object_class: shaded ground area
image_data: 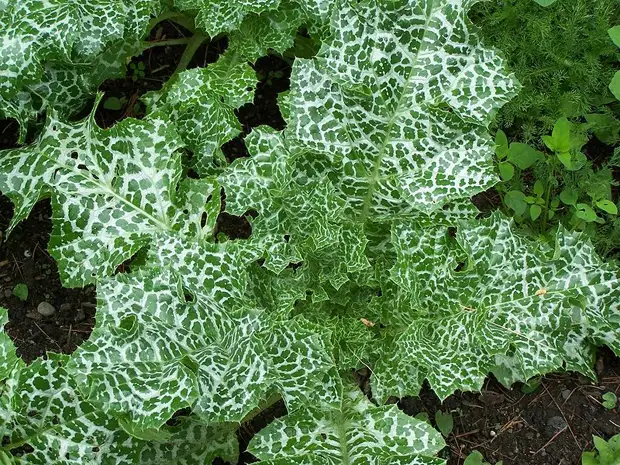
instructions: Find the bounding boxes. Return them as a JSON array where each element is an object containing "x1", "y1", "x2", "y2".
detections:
[
  {"x1": 0, "y1": 19, "x2": 618, "y2": 465},
  {"x1": 399, "y1": 350, "x2": 620, "y2": 465}
]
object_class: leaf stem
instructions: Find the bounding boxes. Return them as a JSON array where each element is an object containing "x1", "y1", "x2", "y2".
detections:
[
  {"x1": 541, "y1": 160, "x2": 555, "y2": 233},
  {"x1": 142, "y1": 38, "x2": 193, "y2": 49},
  {"x1": 148, "y1": 11, "x2": 196, "y2": 33},
  {"x1": 171, "y1": 32, "x2": 208, "y2": 79}
]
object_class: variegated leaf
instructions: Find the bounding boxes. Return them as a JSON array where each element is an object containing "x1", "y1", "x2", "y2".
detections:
[
  {"x1": 249, "y1": 385, "x2": 446, "y2": 465},
  {"x1": 68, "y1": 235, "x2": 338, "y2": 432},
  {"x1": 373, "y1": 213, "x2": 620, "y2": 401},
  {"x1": 144, "y1": 52, "x2": 256, "y2": 175},
  {"x1": 174, "y1": 0, "x2": 281, "y2": 37},
  {"x1": 0, "y1": 100, "x2": 220, "y2": 287},
  {"x1": 220, "y1": 126, "x2": 369, "y2": 283},
  {"x1": 0, "y1": 0, "x2": 160, "y2": 100},
  {"x1": 0, "y1": 357, "x2": 238, "y2": 465},
  {"x1": 286, "y1": 0, "x2": 519, "y2": 219}
]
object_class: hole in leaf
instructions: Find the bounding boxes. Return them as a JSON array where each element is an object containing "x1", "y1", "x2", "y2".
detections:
[
  {"x1": 454, "y1": 262, "x2": 466, "y2": 272},
  {"x1": 187, "y1": 168, "x2": 200, "y2": 179},
  {"x1": 200, "y1": 212, "x2": 208, "y2": 228},
  {"x1": 283, "y1": 234, "x2": 290, "y2": 242},
  {"x1": 182, "y1": 288, "x2": 195, "y2": 303},
  {"x1": 70, "y1": 152, "x2": 78, "y2": 159},
  {"x1": 77, "y1": 164, "x2": 88, "y2": 171},
  {"x1": 447, "y1": 227, "x2": 457, "y2": 238},
  {"x1": 51, "y1": 416, "x2": 59, "y2": 425},
  {"x1": 92, "y1": 447, "x2": 100, "y2": 453},
  {"x1": 320, "y1": 433, "x2": 327, "y2": 440}
]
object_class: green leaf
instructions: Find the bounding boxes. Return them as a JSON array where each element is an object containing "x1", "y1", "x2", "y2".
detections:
[
  {"x1": 596, "y1": 200, "x2": 618, "y2": 215},
  {"x1": 68, "y1": 236, "x2": 339, "y2": 432},
  {"x1": 0, "y1": 307, "x2": 22, "y2": 381},
  {"x1": 415, "y1": 412, "x2": 430, "y2": 423},
  {"x1": 373, "y1": 213, "x2": 620, "y2": 401},
  {"x1": 0, "y1": 98, "x2": 220, "y2": 287},
  {"x1": 0, "y1": 0, "x2": 158, "y2": 100},
  {"x1": 609, "y1": 26, "x2": 620, "y2": 48},
  {"x1": 463, "y1": 451, "x2": 485, "y2": 465},
  {"x1": 144, "y1": 52, "x2": 256, "y2": 176},
  {"x1": 434, "y1": 410, "x2": 454, "y2": 437},
  {"x1": 228, "y1": 2, "x2": 305, "y2": 61},
  {"x1": 557, "y1": 151, "x2": 573, "y2": 169},
  {"x1": 521, "y1": 377, "x2": 541, "y2": 394},
  {"x1": 545, "y1": 117, "x2": 572, "y2": 153},
  {"x1": 608, "y1": 71, "x2": 620, "y2": 101},
  {"x1": 11, "y1": 283, "x2": 27, "y2": 301},
  {"x1": 575, "y1": 204, "x2": 598, "y2": 223},
  {"x1": 0, "y1": 352, "x2": 239, "y2": 465},
  {"x1": 498, "y1": 162, "x2": 514, "y2": 181},
  {"x1": 249, "y1": 385, "x2": 446, "y2": 464},
  {"x1": 581, "y1": 451, "x2": 598, "y2": 465},
  {"x1": 285, "y1": 0, "x2": 519, "y2": 218},
  {"x1": 507, "y1": 143, "x2": 543, "y2": 170},
  {"x1": 505, "y1": 191, "x2": 527, "y2": 216},
  {"x1": 220, "y1": 127, "x2": 369, "y2": 283},
  {"x1": 533, "y1": 180, "x2": 544, "y2": 197},
  {"x1": 560, "y1": 189, "x2": 578, "y2": 206},
  {"x1": 533, "y1": 0, "x2": 558, "y2": 6},
  {"x1": 103, "y1": 96, "x2": 125, "y2": 111},
  {"x1": 530, "y1": 204, "x2": 542, "y2": 221},
  {"x1": 495, "y1": 130, "x2": 509, "y2": 159},
  {"x1": 602, "y1": 392, "x2": 617, "y2": 410},
  {"x1": 175, "y1": 0, "x2": 280, "y2": 37}
]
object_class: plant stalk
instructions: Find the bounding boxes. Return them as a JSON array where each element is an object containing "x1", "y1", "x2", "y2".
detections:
[
  {"x1": 171, "y1": 32, "x2": 208, "y2": 79},
  {"x1": 541, "y1": 160, "x2": 555, "y2": 233},
  {"x1": 141, "y1": 38, "x2": 193, "y2": 49},
  {"x1": 148, "y1": 11, "x2": 195, "y2": 33}
]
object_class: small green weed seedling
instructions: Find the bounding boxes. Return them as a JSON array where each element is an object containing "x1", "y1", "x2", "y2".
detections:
[{"x1": 582, "y1": 435, "x2": 620, "y2": 465}]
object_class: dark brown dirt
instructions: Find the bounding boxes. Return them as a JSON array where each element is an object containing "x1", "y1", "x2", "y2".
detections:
[
  {"x1": 398, "y1": 349, "x2": 620, "y2": 465},
  {"x1": 0, "y1": 198, "x2": 96, "y2": 362}
]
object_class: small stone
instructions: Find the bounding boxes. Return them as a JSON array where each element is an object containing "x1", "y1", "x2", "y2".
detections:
[
  {"x1": 4, "y1": 289, "x2": 12, "y2": 298},
  {"x1": 37, "y1": 301, "x2": 56, "y2": 317},
  {"x1": 561, "y1": 389, "x2": 572, "y2": 400},
  {"x1": 60, "y1": 303, "x2": 72, "y2": 312},
  {"x1": 26, "y1": 311, "x2": 42, "y2": 320},
  {"x1": 596, "y1": 358, "x2": 605, "y2": 375},
  {"x1": 75, "y1": 308, "x2": 86, "y2": 323},
  {"x1": 546, "y1": 416, "x2": 567, "y2": 436},
  {"x1": 479, "y1": 390, "x2": 505, "y2": 406}
]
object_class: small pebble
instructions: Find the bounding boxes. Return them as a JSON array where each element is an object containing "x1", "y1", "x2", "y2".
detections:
[
  {"x1": 4, "y1": 289, "x2": 12, "y2": 298},
  {"x1": 546, "y1": 416, "x2": 567, "y2": 436},
  {"x1": 561, "y1": 389, "x2": 571, "y2": 400},
  {"x1": 75, "y1": 308, "x2": 86, "y2": 322},
  {"x1": 60, "y1": 303, "x2": 72, "y2": 312},
  {"x1": 37, "y1": 301, "x2": 56, "y2": 317},
  {"x1": 26, "y1": 311, "x2": 42, "y2": 320}
]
